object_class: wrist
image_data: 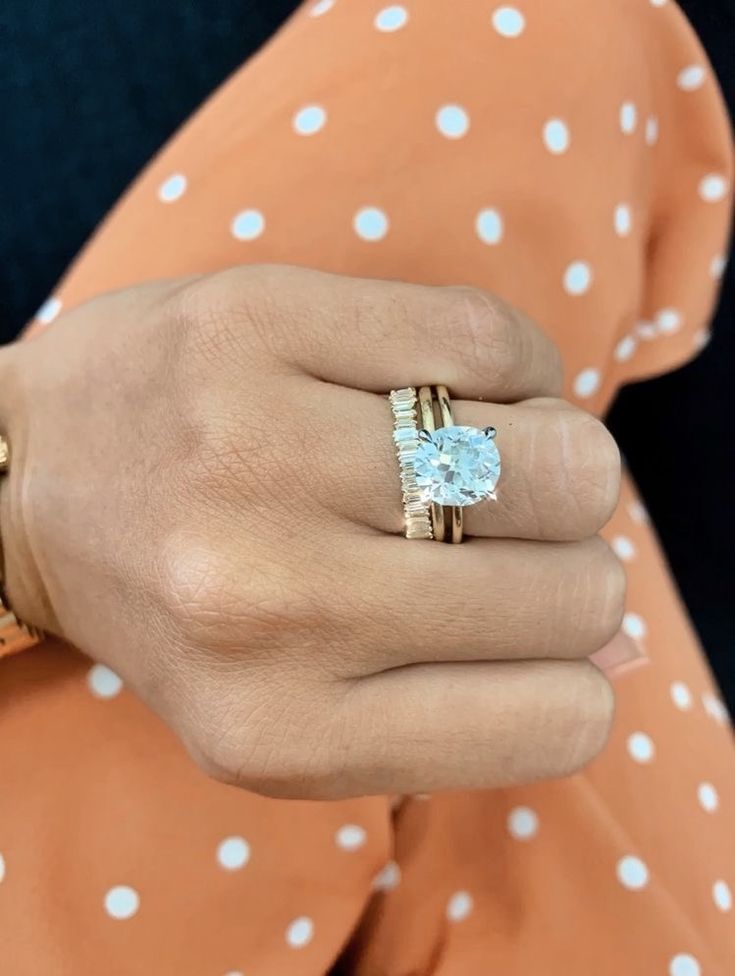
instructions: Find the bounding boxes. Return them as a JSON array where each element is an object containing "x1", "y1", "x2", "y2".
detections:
[{"x1": 0, "y1": 343, "x2": 57, "y2": 637}]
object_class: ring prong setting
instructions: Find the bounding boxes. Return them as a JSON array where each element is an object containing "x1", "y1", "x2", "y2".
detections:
[
  {"x1": 484, "y1": 426, "x2": 497, "y2": 440},
  {"x1": 413, "y1": 424, "x2": 501, "y2": 507}
]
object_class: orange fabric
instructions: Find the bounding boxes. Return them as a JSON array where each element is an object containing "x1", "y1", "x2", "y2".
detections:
[{"x1": 1, "y1": 1, "x2": 734, "y2": 973}]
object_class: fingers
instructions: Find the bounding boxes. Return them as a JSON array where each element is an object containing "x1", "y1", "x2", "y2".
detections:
[
  {"x1": 331, "y1": 533, "x2": 626, "y2": 672},
  {"x1": 205, "y1": 265, "x2": 563, "y2": 402},
  {"x1": 326, "y1": 660, "x2": 614, "y2": 797},
  {"x1": 313, "y1": 386, "x2": 620, "y2": 541}
]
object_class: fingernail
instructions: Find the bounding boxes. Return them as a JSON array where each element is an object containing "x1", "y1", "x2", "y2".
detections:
[{"x1": 591, "y1": 631, "x2": 648, "y2": 677}]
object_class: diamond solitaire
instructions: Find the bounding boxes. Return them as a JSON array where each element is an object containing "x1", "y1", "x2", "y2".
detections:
[{"x1": 414, "y1": 425, "x2": 501, "y2": 507}]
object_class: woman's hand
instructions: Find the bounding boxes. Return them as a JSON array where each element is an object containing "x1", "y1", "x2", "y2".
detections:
[{"x1": 0, "y1": 266, "x2": 624, "y2": 798}]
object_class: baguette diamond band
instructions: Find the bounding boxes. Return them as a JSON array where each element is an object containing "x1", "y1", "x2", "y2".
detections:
[{"x1": 389, "y1": 388, "x2": 434, "y2": 540}]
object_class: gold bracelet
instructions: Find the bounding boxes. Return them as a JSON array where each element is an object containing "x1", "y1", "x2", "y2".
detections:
[{"x1": 0, "y1": 434, "x2": 43, "y2": 657}]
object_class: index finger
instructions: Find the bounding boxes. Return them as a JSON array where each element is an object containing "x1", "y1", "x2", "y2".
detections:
[{"x1": 224, "y1": 265, "x2": 563, "y2": 402}]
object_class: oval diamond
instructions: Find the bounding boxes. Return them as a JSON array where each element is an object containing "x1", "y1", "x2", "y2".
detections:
[{"x1": 414, "y1": 425, "x2": 501, "y2": 507}]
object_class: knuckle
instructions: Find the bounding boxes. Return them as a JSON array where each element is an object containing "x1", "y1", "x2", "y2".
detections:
[
  {"x1": 446, "y1": 286, "x2": 523, "y2": 393},
  {"x1": 561, "y1": 414, "x2": 621, "y2": 535},
  {"x1": 157, "y1": 536, "x2": 237, "y2": 646},
  {"x1": 560, "y1": 664, "x2": 616, "y2": 774},
  {"x1": 157, "y1": 532, "x2": 325, "y2": 654},
  {"x1": 168, "y1": 269, "x2": 264, "y2": 372},
  {"x1": 442, "y1": 286, "x2": 562, "y2": 397},
  {"x1": 190, "y1": 693, "x2": 341, "y2": 800},
  {"x1": 580, "y1": 537, "x2": 628, "y2": 649}
]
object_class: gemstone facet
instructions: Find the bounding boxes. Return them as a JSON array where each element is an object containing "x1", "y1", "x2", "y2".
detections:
[{"x1": 414, "y1": 425, "x2": 500, "y2": 507}]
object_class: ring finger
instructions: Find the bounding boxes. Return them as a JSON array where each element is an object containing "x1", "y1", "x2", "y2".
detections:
[{"x1": 311, "y1": 385, "x2": 621, "y2": 542}]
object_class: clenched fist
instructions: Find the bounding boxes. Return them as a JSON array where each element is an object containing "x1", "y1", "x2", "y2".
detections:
[{"x1": 0, "y1": 266, "x2": 625, "y2": 798}]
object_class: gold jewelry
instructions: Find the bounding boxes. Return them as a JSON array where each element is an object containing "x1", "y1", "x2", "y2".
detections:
[
  {"x1": 0, "y1": 433, "x2": 43, "y2": 657},
  {"x1": 433, "y1": 385, "x2": 464, "y2": 544},
  {"x1": 389, "y1": 389, "x2": 433, "y2": 540},
  {"x1": 390, "y1": 386, "x2": 501, "y2": 543},
  {"x1": 417, "y1": 386, "x2": 446, "y2": 542}
]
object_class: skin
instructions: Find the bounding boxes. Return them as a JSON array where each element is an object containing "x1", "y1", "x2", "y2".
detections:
[{"x1": 0, "y1": 265, "x2": 626, "y2": 799}]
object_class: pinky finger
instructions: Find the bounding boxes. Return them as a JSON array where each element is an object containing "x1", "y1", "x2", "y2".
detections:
[{"x1": 328, "y1": 660, "x2": 614, "y2": 798}]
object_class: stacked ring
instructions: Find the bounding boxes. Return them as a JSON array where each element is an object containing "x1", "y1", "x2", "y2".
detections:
[
  {"x1": 389, "y1": 388, "x2": 434, "y2": 540},
  {"x1": 390, "y1": 385, "x2": 502, "y2": 543}
]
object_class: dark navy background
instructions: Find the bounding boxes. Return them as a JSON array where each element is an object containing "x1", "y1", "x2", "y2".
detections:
[{"x1": 0, "y1": 1, "x2": 732, "y2": 705}]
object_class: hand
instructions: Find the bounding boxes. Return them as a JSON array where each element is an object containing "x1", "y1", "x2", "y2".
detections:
[{"x1": 0, "y1": 266, "x2": 624, "y2": 799}]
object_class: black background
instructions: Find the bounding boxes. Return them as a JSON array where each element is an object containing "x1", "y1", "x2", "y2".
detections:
[{"x1": 0, "y1": 1, "x2": 732, "y2": 706}]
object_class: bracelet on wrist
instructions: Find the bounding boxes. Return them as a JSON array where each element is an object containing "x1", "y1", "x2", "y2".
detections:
[{"x1": 0, "y1": 434, "x2": 43, "y2": 657}]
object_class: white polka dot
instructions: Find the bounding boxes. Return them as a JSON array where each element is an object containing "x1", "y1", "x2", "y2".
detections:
[
  {"x1": 693, "y1": 329, "x2": 711, "y2": 352},
  {"x1": 36, "y1": 296, "x2": 62, "y2": 324},
  {"x1": 0, "y1": 853, "x2": 5, "y2": 883},
  {"x1": 336, "y1": 824, "x2": 367, "y2": 851},
  {"x1": 543, "y1": 118, "x2": 570, "y2": 154},
  {"x1": 374, "y1": 5, "x2": 408, "y2": 31},
  {"x1": 614, "y1": 203, "x2": 632, "y2": 237},
  {"x1": 293, "y1": 105, "x2": 326, "y2": 135},
  {"x1": 645, "y1": 115, "x2": 659, "y2": 146},
  {"x1": 87, "y1": 664, "x2": 123, "y2": 699},
  {"x1": 612, "y1": 535, "x2": 636, "y2": 561},
  {"x1": 636, "y1": 320, "x2": 657, "y2": 341},
  {"x1": 573, "y1": 368, "x2": 601, "y2": 399},
  {"x1": 650, "y1": 0, "x2": 668, "y2": 6},
  {"x1": 104, "y1": 885, "x2": 140, "y2": 920},
  {"x1": 698, "y1": 782, "x2": 719, "y2": 813},
  {"x1": 475, "y1": 208, "x2": 504, "y2": 245},
  {"x1": 446, "y1": 890, "x2": 473, "y2": 921},
  {"x1": 656, "y1": 308, "x2": 682, "y2": 334},
  {"x1": 670, "y1": 681, "x2": 693, "y2": 711},
  {"x1": 669, "y1": 954, "x2": 701, "y2": 976},
  {"x1": 623, "y1": 612, "x2": 646, "y2": 640},
  {"x1": 436, "y1": 104, "x2": 470, "y2": 139},
  {"x1": 628, "y1": 499, "x2": 648, "y2": 524},
  {"x1": 699, "y1": 174, "x2": 729, "y2": 202},
  {"x1": 508, "y1": 806, "x2": 539, "y2": 840},
  {"x1": 224, "y1": 971, "x2": 244, "y2": 976},
  {"x1": 713, "y1": 879, "x2": 732, "y2": 912},
  {"x1": 563, "y1": 261, "x2": 592, "y2": 296},
  {"x1": 702, "y1": 691, "x2": 729, "y2": 726},
  {"x1": 677, "y1": 65, "x2": 706, "y2": 91},
  {"x1": 710, "y1": 253, "x2": 727, "y2": 279},
  {"x1": 627, "y1": 732, "x2": 655, "y2": 764},
  {"x1": 614, "y1": 335, "x2": 637, "y2": 362},
  {"x1": 373, "y1": 861, "x2": 401, "y2": 890},
  {"x1": 492, "y1": 6, "x2": 525, "y2": 38},
  {"x1": 157, "y1": 173, "x2": 187, "y2": 203},
  {"x1": 231, "y1": 209, "x2": 265, "y2": 241},
  {"x1": 620, "y1": 101, "x2": 637, "y2": 134},
  {"x1": 353, "y1": 207, "x2": 389, "y2": 241},
  {"x1": 617, "y1": 855, "x2": 649, "y2": 890},
  {"x1": 217, "y1": 836, "x2": 251, "y2": 871},
  {"x1": 286, "y1": 916, "x2": 314, "y2": 948},
  {"x1": 309, "y1": 0, "x2": 334, "y2": 15}
]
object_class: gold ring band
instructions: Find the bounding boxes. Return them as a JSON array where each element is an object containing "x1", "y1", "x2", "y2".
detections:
[
  {"x1": 417, "y1": 386, "x2": 446, "y2": 543},
  {"x1": 434, "y1": 385, "x2": 464, "y2": 544}
]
